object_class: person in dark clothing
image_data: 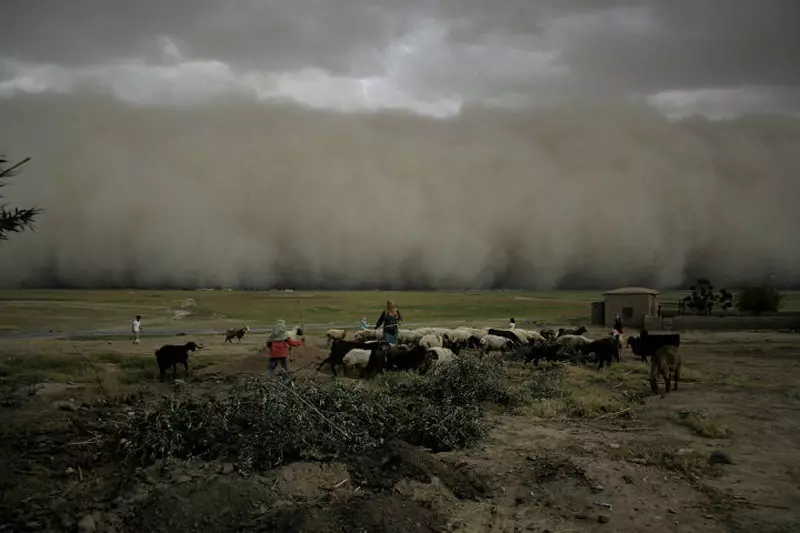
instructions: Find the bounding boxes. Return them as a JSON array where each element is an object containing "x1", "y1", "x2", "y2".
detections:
[
  {"x1": 613, "y1": 313, "x2": 623, "y2": 333},
  {"x1": 375, "y1": 300, "x2": 403, "y2": 345}
]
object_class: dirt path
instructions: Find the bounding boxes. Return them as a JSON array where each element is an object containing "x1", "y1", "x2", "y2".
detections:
[{"x1": 0, "y1": 318, "x2": 517, "y2": 340}]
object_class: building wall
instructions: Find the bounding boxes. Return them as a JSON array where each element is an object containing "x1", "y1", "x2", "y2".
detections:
[
  {"x1": 604, "y1": 294, "x2": 653, "y2": 328},
  {"x1": 591, "y1": 301, "x2": 605, "y2": 325}
]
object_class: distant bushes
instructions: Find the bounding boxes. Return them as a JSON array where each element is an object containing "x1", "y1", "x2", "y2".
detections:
[{"x1": 737, "y1": 285, "x2": 784, "y2": 315}]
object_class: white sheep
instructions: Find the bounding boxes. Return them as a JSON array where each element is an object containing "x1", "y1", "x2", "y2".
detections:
[
  {"x1": 479, "y1": 334, "x2": 513, "y2": 353},
  {"x1": 354, "y1": 328, "x2": 382, "y2": 342},
  {"x1": 459, "y1": 327, "x2": 489, "y2": 338},
  {"x1": 555, "y1": 334, "x2": 593, "y2": 349},
  {"x1": 342, "y1": 348, "x2": 372, "y2": 375},
  {"x1": 415, "y1": 327, "x2": 435, "y2": 336},
  {"x1": 443, "y1": 329, "x2": 471, "y2": 343},
  {"x1": 397, "y1": 329, "x2": 423, "y2": 345},
  {"x1": 611, "y1": 330, "x2": 624, "y2": 352},
  {"x1": 419, "y1": 333, "x2": 443, "y2": 349},
  {"x1": 513, "y1": 329, "x2": 546, "y2": 344},
  {"x1": 427, "y1": 346, "x2": 456, "y2": 366},
  {"x1": 286, "y1": 325, "x2": 302, "y2": 340},
  {"x1": 325, "y1": 328, "x2": 347, "y2": 346}
]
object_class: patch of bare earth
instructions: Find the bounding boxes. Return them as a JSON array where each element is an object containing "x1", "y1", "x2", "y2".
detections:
[
  {"x1": 430, "y1": 332, "x2": 800, "y2": 532},
  {"x1": 2, "y1": 331, "x2": 800, "y2": 532}
]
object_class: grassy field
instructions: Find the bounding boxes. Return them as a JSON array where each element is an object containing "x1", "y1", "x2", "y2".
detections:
[
  {"x1": 1, "y1": 290, "x2": 800, "y2": 532},
  {"x1": 2, "y1": 289, "x2": 799, "y2": 335}
]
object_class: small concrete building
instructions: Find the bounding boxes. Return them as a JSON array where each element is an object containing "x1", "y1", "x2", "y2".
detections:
[{"x1": 602, "y1": 287, "x2": 660, "y2": 328}]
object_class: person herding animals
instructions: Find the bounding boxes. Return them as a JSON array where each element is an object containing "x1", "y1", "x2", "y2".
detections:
[
  {"x1": 131, "y1": 315, "x2": 142, "y2": 344},
  {"x1": 509, "y1": 317, "x2": 516, "y2": 330},
  {"x1": 613, "y1": 313, "x2": 623, "y2": 333},
  {"x1": 375, "y1": 300, "x2": 402, "y2": 345},
  {"x1": 359, "y1": 317, "x2": 369, "y2": 330},
  {"x1": 265, "y1": 319, "x2": 304, "y2": 376}
]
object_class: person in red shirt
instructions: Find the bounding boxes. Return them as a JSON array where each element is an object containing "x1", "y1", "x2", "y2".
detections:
[{"x1": 266, "y1": 319, "x2": 304, "y2": 376}]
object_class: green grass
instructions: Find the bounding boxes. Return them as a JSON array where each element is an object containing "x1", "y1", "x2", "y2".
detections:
[
  {"x1": 0, "y1": 354, "x2": 87, "y2": 378},
  {"x1": 1, "y1": 289, "x2": 799, "y2": 334}
]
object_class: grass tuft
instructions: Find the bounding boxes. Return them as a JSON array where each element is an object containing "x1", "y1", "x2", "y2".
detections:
[{"x1": 677, "y1": 409, "x2": 731, "y2": 438}]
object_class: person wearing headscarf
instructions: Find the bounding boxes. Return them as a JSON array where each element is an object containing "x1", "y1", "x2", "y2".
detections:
[
  {"x1": 375, "y1": 300, "x2": 402, "y2": 345},
  {"x1": 266, "y1": 319, "x2": 304, "y2": 376},
  {"x1": 359, "y1": 317, "x2": 369, "y2": 330}
]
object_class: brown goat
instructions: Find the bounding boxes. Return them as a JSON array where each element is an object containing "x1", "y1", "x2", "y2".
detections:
[
  {"x1": 224, "y1": 325, "x2": 250, "y2": 343},
  {"x1": 649, "y1": 345, "x2": 682, "y2": 397}
]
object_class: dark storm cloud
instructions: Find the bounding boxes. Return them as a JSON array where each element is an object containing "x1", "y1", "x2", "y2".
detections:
[
  {"x1": 544, "y1": 1, "x2": 800, "y2": 93},
  {"x1": 1, "y1": 0, "x2": 417, "y2": 74},
  {"x1": 3, "y1": 1, "x2": 798, "y2": 93},
  {"x1": 1, "y1": 2, "x2": 799, "y2": 290}
]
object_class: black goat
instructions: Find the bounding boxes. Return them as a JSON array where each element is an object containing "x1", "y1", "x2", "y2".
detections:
[
  {"x1": 441, "y1": 335, "x2": 467, "y2": 355},
  {"x1": 466, "y1": 335, "x2": 483, "y2": 350},
  {"x1": 155, "y1": 341, "x2": 203, "y2": 381},
  {"x1": 358, "y1": 341, "x2": 394, "y2": 379},
  {"x1": 520, "y1": 343, "x2": 561, "y2": 366},
  {"x1": 387, "y1": 344, "x2": 430, "y2": 372},
  {"x1": 361, "y1": 343, "x2": 429, "y2": 377},
  {"x1": 627, "y1": 330, "x2": 681, "y2": 363},
  {"x1": 540, "y1": 328, "x2": 557, "y2": 341},
  {"x1": 488, "y1": 328, "x2": 526, "y2": 347},
  {"x1": 557, "y1": 326, "x2": 588, "y2": 337},
  {"x1": 317, "y1": 339, "x2": 380, "y2": 376},
  {"x1": 578, "y1": 337, "x2": 620, "y2": 369}
]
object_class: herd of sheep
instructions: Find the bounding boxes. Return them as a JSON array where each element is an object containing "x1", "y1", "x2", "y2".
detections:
[
  {"x1": 154, "y1": 322, "x2": 684, "y2": 396},
  {"x1": 320, "y1": 324, "x2": 683, "y2": 394}
]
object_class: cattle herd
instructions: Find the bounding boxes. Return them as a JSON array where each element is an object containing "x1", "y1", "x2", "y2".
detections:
[{"x1": 152, "y1": 322, "x2": 684, "y2": 396}]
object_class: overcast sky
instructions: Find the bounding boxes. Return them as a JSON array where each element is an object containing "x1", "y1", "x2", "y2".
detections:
[{"x1": 3, "y1": 0, "x2": 799, "y2": 118}]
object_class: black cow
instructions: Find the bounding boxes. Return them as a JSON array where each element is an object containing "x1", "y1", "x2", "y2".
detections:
[{"x1": 627, "y1": 330, "x2": 681, "y2": 363}]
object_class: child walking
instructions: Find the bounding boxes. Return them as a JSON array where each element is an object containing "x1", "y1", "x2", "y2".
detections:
[{"x1": 266, "y1": 319, "x2": 304, "y2": 376}]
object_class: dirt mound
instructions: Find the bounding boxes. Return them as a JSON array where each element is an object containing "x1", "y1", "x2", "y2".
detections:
[
  {"x1": 262, "y1": 493, "x2": 444, "y2": 533},
  {"x1": 119, "y1": 475, "x2": 272, "y2": 533},
  {"x1": 346, "y1": 440, "x2": 487, "y2": 500},
  {"x1": 87, "y1": 445, "x2": 470, "y2": 533},
  {"x1": 526, "y1": 454, "x2": 591, "y2": 486},
  {"x1": 272, "y1": 462, "x2": 352, "y2": 500}
]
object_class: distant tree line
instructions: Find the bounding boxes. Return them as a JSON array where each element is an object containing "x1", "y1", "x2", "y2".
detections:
[{"x1": 679, "y1": 277, "x2": 783, "y2": 316}]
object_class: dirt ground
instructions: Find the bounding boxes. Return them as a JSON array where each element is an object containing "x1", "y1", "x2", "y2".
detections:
[{"x1": 2, "y1": 329, "x2": 800, "y2": 532}]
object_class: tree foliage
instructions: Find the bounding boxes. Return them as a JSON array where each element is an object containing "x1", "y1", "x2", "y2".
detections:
[
  {"x1": 1, "y1": 155, "x2": 42, "y2": 242},
  {"x1": 737, "y1": 285, "x2": 783, "y2": 315},
  {"x1": 678, "y1": 278, "x2": 735, "y2": 315}
]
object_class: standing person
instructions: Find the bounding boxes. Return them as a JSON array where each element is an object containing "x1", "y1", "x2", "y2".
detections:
[
  {"x1": 613, "y1": 313, "x2": 623, "y2": 333},
  {"x1": 359, "y1": 317, "x2": 369, "y2": 330},
  {"x1": 508, "y1": 317, "x2": 516, "y2": 330},
  {"x1": 266, "y1": 319, "x2": 304, "y2": 376},
  {"x1": 131, "y1": 315, "x2": 142, "y2": 344},
  {"x1": 375, "y1": 300, "x2": 402, "y2": 345}
]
